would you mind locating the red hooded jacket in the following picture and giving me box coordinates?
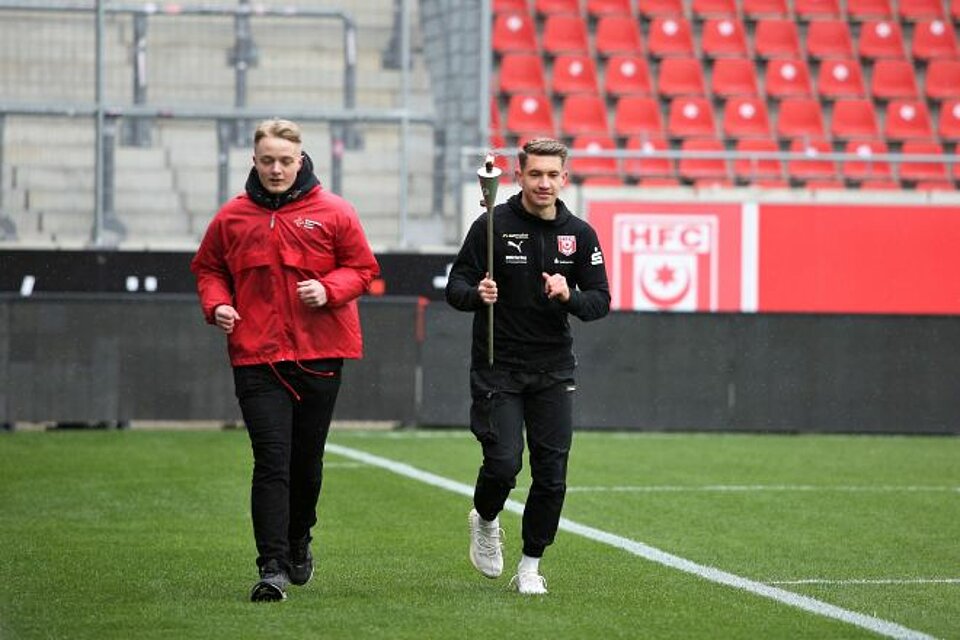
[191,183,379,366]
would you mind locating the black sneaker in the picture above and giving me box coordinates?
[250,559,289,602]
[289,537,314,586]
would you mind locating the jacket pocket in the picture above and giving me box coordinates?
[280,250,336,279]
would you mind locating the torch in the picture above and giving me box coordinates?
[477,154,501,366]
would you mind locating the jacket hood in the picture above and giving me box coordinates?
[245,151,321,211]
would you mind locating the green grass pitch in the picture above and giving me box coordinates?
[0,428,957,639]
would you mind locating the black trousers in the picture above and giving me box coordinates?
[469,367,576,558]
[233,359,342,571]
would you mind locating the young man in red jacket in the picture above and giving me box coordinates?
[191,119,379,602]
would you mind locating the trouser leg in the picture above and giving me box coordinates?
[469,368,524,522]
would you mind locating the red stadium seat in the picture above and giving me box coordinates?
[701,18,749,58]
[678,138,730,181]
[765,59,813,98]
[595,15,644,57]
[900,140,950,182]
[742,0,788,18]
[494,0,530,13]
[667,97,717,138]
[884,100,934,140]
[613,95,663,137]
[787,139,838,181]
[830,99,880,139]
[898,0,945,20]
[754,19,802,59]
[871,59,920,100]
[712,58,760,97]
[586,0,633,17]
[807,20,855,59]
[505,94,556,138]
[637,0,684,17]
[912,20,959,61]
[915,181,957,191]
[859,180,900,189]
[490,97,502,133]
[817,59,867,99]
[692,0,738,17]
[551,55,600,96]
[582,176,627,186]
[733,138,784,181]
[605,56,654,97]
[777,98,826,140]
[858,20,906,59]
[492,13,538,55]
[953,0,960,20]
[623,137,675,178]
[569,135,621,177]
[657,57,707,96]
[722,97,772,139]
[647,17,695,57]
[542,14,590,56]
[937,100,960,140]
[846,0,893,20]
[795,0,841,19]
[560,94,609,136]
[535,0,580,15]
[842,139,892,181]
[925,60,960,101]
[498,53,547,95]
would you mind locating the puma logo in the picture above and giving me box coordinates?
[507,240,524,253]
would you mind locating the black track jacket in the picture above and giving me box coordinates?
[446,193,610,372]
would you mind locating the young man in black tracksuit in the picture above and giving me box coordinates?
[445,138,610,595]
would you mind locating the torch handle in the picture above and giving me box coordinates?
[487,208,494,366]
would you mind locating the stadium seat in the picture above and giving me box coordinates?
[858,20,906,59]
[569,135,621,177]
[678,138,730,181]
[637,0,684,17]
[498,53,547,95]
[884,100,934,140]
[787,139,838,181]
[658,57,707,96]
[560,94,610,136]
[594,15,644,57]
[722,97,772,138]
[937,100,960,140]
[742,0,788,18]
[586,0,633,17]
[647,17,696,57]
[953,0,960,21]
[605,56,654,97]
[701,18,749,58]
[582,176,627,186]
[490,97,503,133]
[733,138,784,181]
[898,0,945,20]
[542,14,590,56]
[871,59,920,100]
[712,58,760,97]
[915,181,957,191]
[494,0,530,14]
[900,140,950,182]
[806,20,855,60]
[535,0,580,15]
[765,59,813,98]
[613,95,664,137]
[692,0,738,17]
[794,0,842,19]
[817,59,867,99]
[667,97,717,138]
[505,94,556,138]
[912,20,959,61]
[777,98,826,140]
[842,139,892,181]
[623,137,674,178]
[925,60,960,101]
[551,55,600,96]
[754,19,802,59]
[846,0,893,20]
[493,13,539,55]
[830,99,880,139]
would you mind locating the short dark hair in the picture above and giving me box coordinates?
[518,138,568,170]
[253,119,302,146]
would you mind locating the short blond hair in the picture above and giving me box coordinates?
[253,119,302,146]
[518,138,568,169]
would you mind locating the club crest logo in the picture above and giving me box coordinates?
[294,217,322,230]
[557,235,576,256]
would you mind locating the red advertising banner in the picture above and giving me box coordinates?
[588,199,960,315]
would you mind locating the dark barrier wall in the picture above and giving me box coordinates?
[2,296,959,433]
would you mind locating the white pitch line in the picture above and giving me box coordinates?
[564,485,960,493]
[326,443,936,640]
[769,579,960,586]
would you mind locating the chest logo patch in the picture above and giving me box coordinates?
[557,235,577,256]
[295,217,322,230]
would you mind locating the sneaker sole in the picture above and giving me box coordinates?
[250,581,287,602]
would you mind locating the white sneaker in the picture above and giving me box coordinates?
[468,508,503,578]
[509,570,548,595]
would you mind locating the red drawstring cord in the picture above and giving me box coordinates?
[267,361,302,402]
